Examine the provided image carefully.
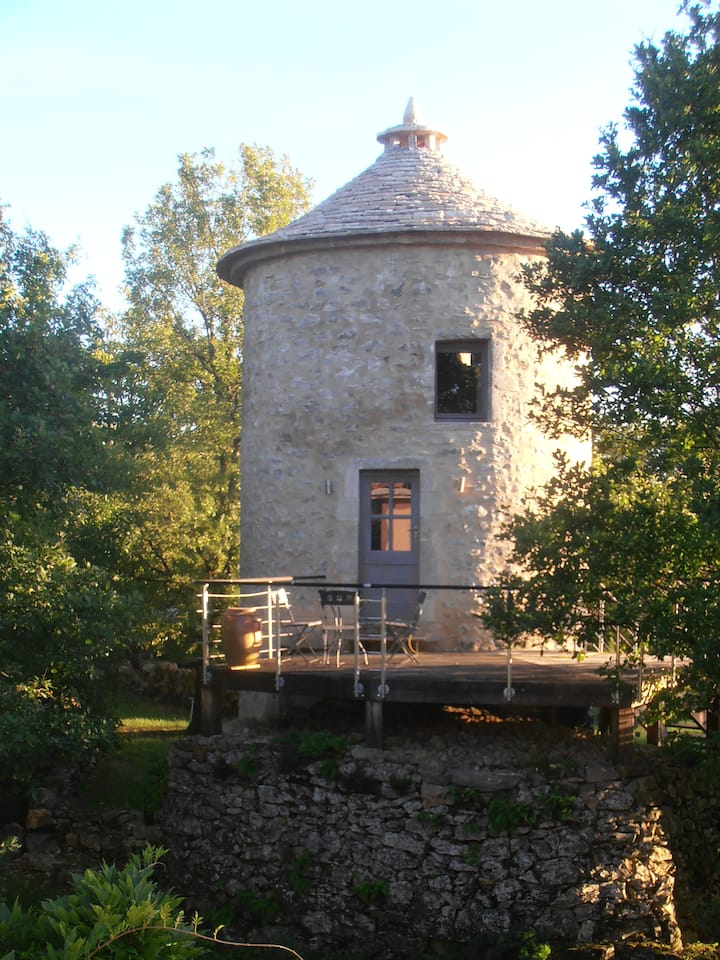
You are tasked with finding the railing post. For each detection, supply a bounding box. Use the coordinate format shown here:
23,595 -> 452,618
266,584 -> 275,659
379,589 -> 388,699
201,582 -> 210,684
270,587 -> 284,691
353,591 -> 361,698
504,641 -> 514,702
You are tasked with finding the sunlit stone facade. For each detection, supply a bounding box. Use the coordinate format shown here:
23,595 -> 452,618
218,101 -> 588,648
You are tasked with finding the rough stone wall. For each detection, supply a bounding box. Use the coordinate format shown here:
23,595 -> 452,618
240,243 -> 588,648
651,759 -> 720,942
160,724 -> 681,957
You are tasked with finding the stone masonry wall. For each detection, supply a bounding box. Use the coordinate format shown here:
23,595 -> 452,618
240,242 -> 589,650
160,717 -> 681,957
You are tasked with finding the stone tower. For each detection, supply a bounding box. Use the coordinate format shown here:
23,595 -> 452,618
218,100 -> 587,648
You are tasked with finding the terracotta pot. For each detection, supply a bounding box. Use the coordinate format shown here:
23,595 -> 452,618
221,608 -> 263,666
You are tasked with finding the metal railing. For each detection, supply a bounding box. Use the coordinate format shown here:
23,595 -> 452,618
197,578 -> 394,695
198,578 -> 295,685
197,578 -> 660,706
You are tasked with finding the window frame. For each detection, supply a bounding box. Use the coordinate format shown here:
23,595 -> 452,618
434,338 -> 491,421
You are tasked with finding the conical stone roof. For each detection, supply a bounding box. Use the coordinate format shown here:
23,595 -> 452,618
217,100 -> 550,287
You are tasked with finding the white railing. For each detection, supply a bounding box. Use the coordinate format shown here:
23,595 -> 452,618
198,578 -> 295,684
198,579 -> 392,695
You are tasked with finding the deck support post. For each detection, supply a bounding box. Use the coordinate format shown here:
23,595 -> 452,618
707,699 -> 719,736
612,706 -> 634,754
645,720 -> 660,746
189,661 -> 223,735
365,700 -> 384,748
199,684 -> 223,735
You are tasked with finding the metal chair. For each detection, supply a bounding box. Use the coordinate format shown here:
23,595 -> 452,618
386,590 -> 427,662
318,589 -> 368,666
273,588 -> 322,661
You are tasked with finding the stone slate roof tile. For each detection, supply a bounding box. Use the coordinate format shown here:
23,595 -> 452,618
218,101 -> 550,286
268,149 -> 550,241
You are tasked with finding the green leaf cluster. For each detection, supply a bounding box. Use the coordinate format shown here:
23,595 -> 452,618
0,846 -> 205,959
486,797 -> 536,833
0,679 -> 116,791
484,2 -> 720,713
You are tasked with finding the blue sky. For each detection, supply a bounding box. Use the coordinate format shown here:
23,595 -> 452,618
1,0 -> 686,310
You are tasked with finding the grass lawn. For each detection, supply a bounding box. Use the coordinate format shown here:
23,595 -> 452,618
74,690 -> 188,815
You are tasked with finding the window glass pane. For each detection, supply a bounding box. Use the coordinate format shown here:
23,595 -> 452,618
369,478 -> 415,552
370,482 -> 388,515
371,518 -> 389,551
392,481 -> 412,504
392,518 -> 412,551
436,342 -> 489,419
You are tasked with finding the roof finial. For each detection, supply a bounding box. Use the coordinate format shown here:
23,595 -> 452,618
403,97 -> 421,125
376,99 -> 448,153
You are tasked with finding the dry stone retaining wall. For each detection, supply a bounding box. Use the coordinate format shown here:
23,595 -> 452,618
160,719 -> 682,957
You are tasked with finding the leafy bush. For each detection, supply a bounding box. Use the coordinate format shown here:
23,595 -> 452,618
0,677 -> 116,792
0,846 -> 205,959
487,797 -> 537,833
662,731 -> 720,783
0,517 -> 136,798
542,788 -> 575,822
518,930 -> 551,960
0,523 -> 133,702
276,729 -> 348,773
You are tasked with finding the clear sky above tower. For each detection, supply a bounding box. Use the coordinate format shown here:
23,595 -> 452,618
0,0 -> 687,309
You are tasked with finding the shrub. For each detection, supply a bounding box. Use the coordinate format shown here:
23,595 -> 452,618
276,729 -> 348,774
0,845 -> 204,959
0,677 -> 116,792
542,787 -> 575,822
487,797 -> 537,833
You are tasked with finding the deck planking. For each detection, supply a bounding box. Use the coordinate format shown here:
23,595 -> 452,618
206,649 -> 674,711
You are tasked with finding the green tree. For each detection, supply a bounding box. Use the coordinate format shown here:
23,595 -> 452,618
0,211 -> 104,501
484,2 -> 720,713
0,208 -> 133,791
113,146 -> 311,653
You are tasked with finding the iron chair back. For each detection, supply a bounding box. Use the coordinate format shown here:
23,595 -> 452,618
386,589 -> 427,661
318,589 -> 368,666
273,587 -> 322,661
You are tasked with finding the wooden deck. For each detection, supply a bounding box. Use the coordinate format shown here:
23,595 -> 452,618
199,648 -> 677,748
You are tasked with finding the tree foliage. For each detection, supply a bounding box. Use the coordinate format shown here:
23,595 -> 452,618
0,208 -> 137,786
0,142 -> 311,797
0,212 -> 105,502
483,2 -> 720,713
102,146 -> 312,653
